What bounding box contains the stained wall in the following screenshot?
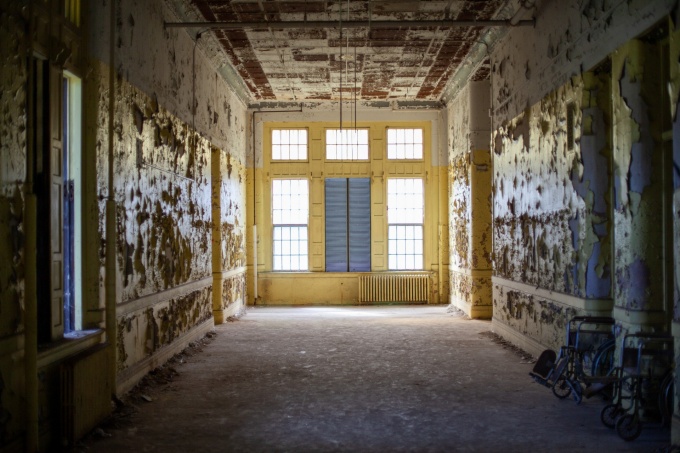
[0,0,249,448]
[0,1,27,446]
[484,0,675,352]
[87,0,249,391]
[448,81,493,318]
[476,0,680,441]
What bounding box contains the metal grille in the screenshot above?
[358,273,430,303]
[61,344,112,445]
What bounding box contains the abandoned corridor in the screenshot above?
[84,306,668,452]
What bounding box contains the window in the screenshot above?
[326,129,369,160]
[387,179,424,270]
[387,128,423,160]
[63,73,82,333]
[272,179,309,271]
[272,129,308,160]
[325,178,371,272]
[34,63,83,341]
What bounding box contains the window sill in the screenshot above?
[37,329,105,369]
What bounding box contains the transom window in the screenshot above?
[272,179,309,271]
[387,128,423,160]
[387,178,424,270]
[326,129,369,160]
[272,129,308,160]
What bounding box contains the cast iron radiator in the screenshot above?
[358,273,430,303]
[61,343,112,445]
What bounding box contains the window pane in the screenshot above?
[273,180,309,271]
[387,128,423,160]
[272,129,308,160]
[326,129,369,160]
[387,198,423,270]
[388,178,423,225]
[273,226,308,271]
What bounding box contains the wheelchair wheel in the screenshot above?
[600,403,621,429]
[591,339,615,377]
[616,414,642,441]
[659,372,674,427]
[552,376,572,399]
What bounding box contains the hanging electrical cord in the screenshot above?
[339,1,343,137]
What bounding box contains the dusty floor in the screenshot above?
[80,306,672,452]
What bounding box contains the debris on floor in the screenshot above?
[73,330,219,450]
[479,330,535,363]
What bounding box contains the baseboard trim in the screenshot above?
[491,318,549,358]
[116,319,215,395]
[492,276,613,313]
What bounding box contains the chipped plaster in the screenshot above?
[612,38,669,317]
[87,0,249,380]
[0,2,27,445]
[490,0,675,127]
[448,81,493,317]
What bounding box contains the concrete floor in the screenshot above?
[81,306,671,452]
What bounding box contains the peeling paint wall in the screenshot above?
[493,77,612,296]
[490,71,615,354]
[87,0,248,386]
[117,287,213,371]
[491,0,675,128]
[612,38,670,322]
[485,0,676,355]
[449,85,471,271]
[493,284,578,352]
[668,16,680,444]
[0,1,27,446]
[448,81,493,318]
[98,79,214,299]
[211,143,247,323]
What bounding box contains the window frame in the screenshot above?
[386,127,424,161]
[387,178,425,271]
[324,128,370,161]
[271,178,310,271]
[63,71,83,333]
[271,128,309,162]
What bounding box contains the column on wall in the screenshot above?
[211,146,225,323]
[449,80,493,319]
[611,38,672,333]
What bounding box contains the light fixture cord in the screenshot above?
[339,1,343,136]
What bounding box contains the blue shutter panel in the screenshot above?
[349,178,371,272]
[325,178,348,271]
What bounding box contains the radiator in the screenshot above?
[358,273,430,303]
[61,344,112,445]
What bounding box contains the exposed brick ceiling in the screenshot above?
[185,0,512,102]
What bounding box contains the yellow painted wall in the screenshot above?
[250,120,448,305]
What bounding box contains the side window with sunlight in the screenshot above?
[272,179,309,271]
[387,178,424,270]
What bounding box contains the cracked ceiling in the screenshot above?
[171,0,529,103]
